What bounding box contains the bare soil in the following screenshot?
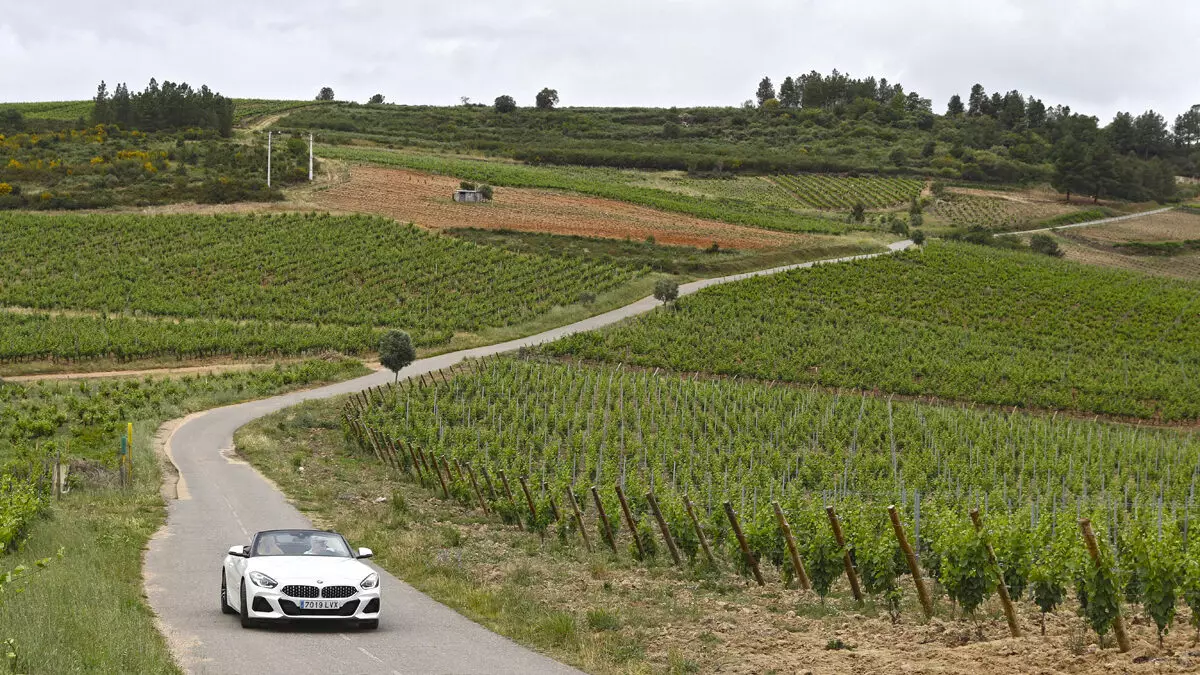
[311,166,806,250]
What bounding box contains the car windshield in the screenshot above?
[252,531,352,557]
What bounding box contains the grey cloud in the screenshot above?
[1,0,1195,120]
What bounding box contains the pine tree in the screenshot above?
[946,94,965,116]
[756,77,776,107]
[778,77,800,108]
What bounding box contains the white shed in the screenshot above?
[454,189,485,203]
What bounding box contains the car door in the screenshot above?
[224,541,251,609]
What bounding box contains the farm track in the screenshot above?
[1001,206,1174,236]
[143,240,910,674]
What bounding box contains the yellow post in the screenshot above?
[126,422,134,481]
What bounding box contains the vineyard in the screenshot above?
[927,192,1086,231]
[772,174,924,210]
[343,356,1200,646]
[0,358,367,553]
[546,242,1200,421]
[0,213,641,350]
[0,311,379,365]
[317,145,855,234]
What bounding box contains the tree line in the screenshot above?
[92,78,235,137]
[754,71,1197,201]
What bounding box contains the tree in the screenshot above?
[889,147,907,166]
[653,279,679,305]
[1108,112,1136,154]
[1025,98,1047,129]
[1133,110,1169,157]
[368,94,385,105]
[316,87,335,101]
[1084,141,1118,203]
[1052,134,1089,202]
[378,330,416,382]
[912,229,926,246]
[850,202,865,223]
[535,88,559,109]
[967,84,987,116]
[494,95,517,113]
[946,94,965,117]
[779,76,800,108]
[478,184,494,200]
[92,80,112,124]
[1174,104,1200,148]
[756,77,776,107]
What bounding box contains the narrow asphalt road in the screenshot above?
[143,240,911,675]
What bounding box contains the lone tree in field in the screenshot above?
[756,77,776,107]
[1029,234,1065,258]
[535,88,559,109]
[368,93,385,104]
[379,330,417,382]
[316,87,335,101]
[494,95,517,113]
[654,279,680,306]
[850,202,865,223]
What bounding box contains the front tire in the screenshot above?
[359,620,379,630]
[239,581,257,629]
[221,571,237,615]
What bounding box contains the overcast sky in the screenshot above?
[2,0,1195,122]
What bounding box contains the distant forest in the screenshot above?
[91,79,234,137]
[756,70,1198,200]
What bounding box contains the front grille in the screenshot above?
[279,599,361,617]
[362,598,380,613]
[282,585,319,598]
[321,585,358,599]
[252,596,273,612]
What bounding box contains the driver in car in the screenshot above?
[305,536,335,556]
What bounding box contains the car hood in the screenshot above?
[246,556,373,584]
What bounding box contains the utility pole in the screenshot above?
[309,133,314,181]
[266,130,273,188]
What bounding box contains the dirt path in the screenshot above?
[1003,206,1174,236]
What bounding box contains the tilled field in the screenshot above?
[312,165,806,250]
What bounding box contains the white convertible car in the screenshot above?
[221,529,381,629]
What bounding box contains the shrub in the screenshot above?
[912,229,926,245]
[1029,233,1064,258]
[653,279,679,304]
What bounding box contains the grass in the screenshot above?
[0,362,370,673]
[445,228,888,277]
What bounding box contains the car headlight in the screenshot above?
[360,573,379,590]
[249,571,278,589]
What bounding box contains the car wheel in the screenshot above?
[359,620,379,630]
[239,581,257,629]
[221,571,237,615]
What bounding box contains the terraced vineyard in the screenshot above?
[928,192,1088,231]
[548,242,1200,421]
[349,356,1200,637]
[772,174,924,210]
[0,212,642,354]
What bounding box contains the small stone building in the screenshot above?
[453,189,485,203]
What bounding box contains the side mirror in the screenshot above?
[228,545,249,558]
[356,547,373,559]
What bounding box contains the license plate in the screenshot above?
[299,600,342,610]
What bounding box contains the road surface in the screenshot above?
[143,240,911,674]
[1000,206,1173,237]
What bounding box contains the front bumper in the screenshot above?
[246,586,380,621]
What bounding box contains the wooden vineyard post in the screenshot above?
[591,486,618,554]
[826,506,863,602]
[646,492,682,565]
[442,457,457,489]
[433,456,450,499]
[466,463,489,514]
[481,466,498,501]
[451,459,465,484]
[772,502,811,591]
[518,476,539,523]
[1080,518,1130,652]
[542,482,560,522]
[404,442,425,486]
[615,486,645,560]
[970,509,1021,638]
[566,487,593,553]
[888,505,932,619]
[498,470,524,531]
[723,501,765,586]
[684,495,715,566]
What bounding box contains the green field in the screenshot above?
[1,98,321,123]
[548,242,1200,420]
[0,212,642,356]
[318,145,856,234]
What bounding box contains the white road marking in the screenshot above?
[218,490,249,538]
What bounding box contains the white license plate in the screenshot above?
[299,600,342,610]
